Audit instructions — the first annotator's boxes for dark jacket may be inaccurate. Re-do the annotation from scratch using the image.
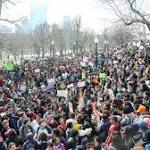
[37,142,47,150]
[23,133,38,150]
[0,142,7,150]
[20,124,35,142]
[98,119,110,142]
[6,130,22,147]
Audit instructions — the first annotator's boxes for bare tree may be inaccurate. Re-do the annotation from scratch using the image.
[102,24,134,48]
[79,30,89,52]
[16,33,30,58]
[3,34,19,59]
[0,0,23,23]
[72,16,82,53]
[31,34,41,57]
[99,0,150,31]
[34,23,50,58]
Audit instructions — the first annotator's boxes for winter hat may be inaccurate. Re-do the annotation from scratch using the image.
[0,107,4,113]
[26,132,34,140]
[116,93,123,100]
[137,104,146,113]
[131,123,139,131]
[67,137,76,149]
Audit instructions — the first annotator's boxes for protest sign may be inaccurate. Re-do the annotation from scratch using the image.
[82,71,86,80]
[69,102,74,113]
[80,61,86,67]
[99,73,107,80]
[67,84,74,89]
[83,57,88,63]
[57,90,68,98]
[35,68,40,73]
[77,81,85,88]
[6,63,14,71]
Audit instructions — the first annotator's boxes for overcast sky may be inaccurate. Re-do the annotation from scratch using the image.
[1,0,117,33]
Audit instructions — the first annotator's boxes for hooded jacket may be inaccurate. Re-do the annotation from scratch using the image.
[23,132,37,150]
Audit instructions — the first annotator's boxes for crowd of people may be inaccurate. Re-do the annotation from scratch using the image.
[0,40,149,150]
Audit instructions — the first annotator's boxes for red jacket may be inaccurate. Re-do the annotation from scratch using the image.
[106,123,120,146]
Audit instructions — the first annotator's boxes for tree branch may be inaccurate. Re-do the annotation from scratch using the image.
[0,16,25,23]
[3,0,16,5]
[130,0,136,7]
[128,0,148,23]
[123,18,146,25]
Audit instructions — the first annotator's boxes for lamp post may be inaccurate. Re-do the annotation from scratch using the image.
[94,37,99,71]
[104,40,108,51]
[49,42,52,57]
[51,40,55,58]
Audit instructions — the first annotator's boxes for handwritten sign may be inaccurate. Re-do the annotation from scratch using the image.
[57,90,68,98]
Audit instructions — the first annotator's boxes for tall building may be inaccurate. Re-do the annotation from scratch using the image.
[30,0,48,30]
[63,16,71,24]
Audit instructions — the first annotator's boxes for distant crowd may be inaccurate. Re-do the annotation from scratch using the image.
[0,40,149,150]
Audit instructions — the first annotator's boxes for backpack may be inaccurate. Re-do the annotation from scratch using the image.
[24,142,36,150]
[126,114,133,125]
[20,124,34,141]
[36,126,52,137]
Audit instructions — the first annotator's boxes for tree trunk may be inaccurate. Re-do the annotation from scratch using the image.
[60,48,63,56]
[146,23,150,32]
[49,45,52,57]
[7,52,9,59]
[0,1,2,16]
[21,51,24,59]
[0,50,2,59]
[65,49,66,58]
[53,46,55,58]
[75,41,78,54]
[42,46,44,59]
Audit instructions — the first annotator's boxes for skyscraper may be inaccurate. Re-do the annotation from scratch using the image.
[63,16,71,25]
[30,0,48,30]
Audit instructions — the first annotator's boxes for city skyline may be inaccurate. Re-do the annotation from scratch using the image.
[29,0,48,30]
[1,0,116,33]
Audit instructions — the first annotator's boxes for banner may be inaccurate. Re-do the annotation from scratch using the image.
[6,63,14,71]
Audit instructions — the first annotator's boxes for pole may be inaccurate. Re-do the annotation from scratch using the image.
[73,43,75,54]
[53,44,55,58]
[49,44,51,57]
[95,43,98,71]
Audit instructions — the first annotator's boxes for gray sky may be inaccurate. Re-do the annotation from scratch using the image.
[1,0,117,33]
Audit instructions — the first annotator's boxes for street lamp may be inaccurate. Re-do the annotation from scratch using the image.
[94,37,99,71]
[104,40,108,51]
[73,42,76,54]
[51,40,55,57]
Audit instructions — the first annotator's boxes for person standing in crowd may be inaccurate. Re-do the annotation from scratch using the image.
[105,116,121,147]
[0,40,148,150]
[8,142,17,150]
